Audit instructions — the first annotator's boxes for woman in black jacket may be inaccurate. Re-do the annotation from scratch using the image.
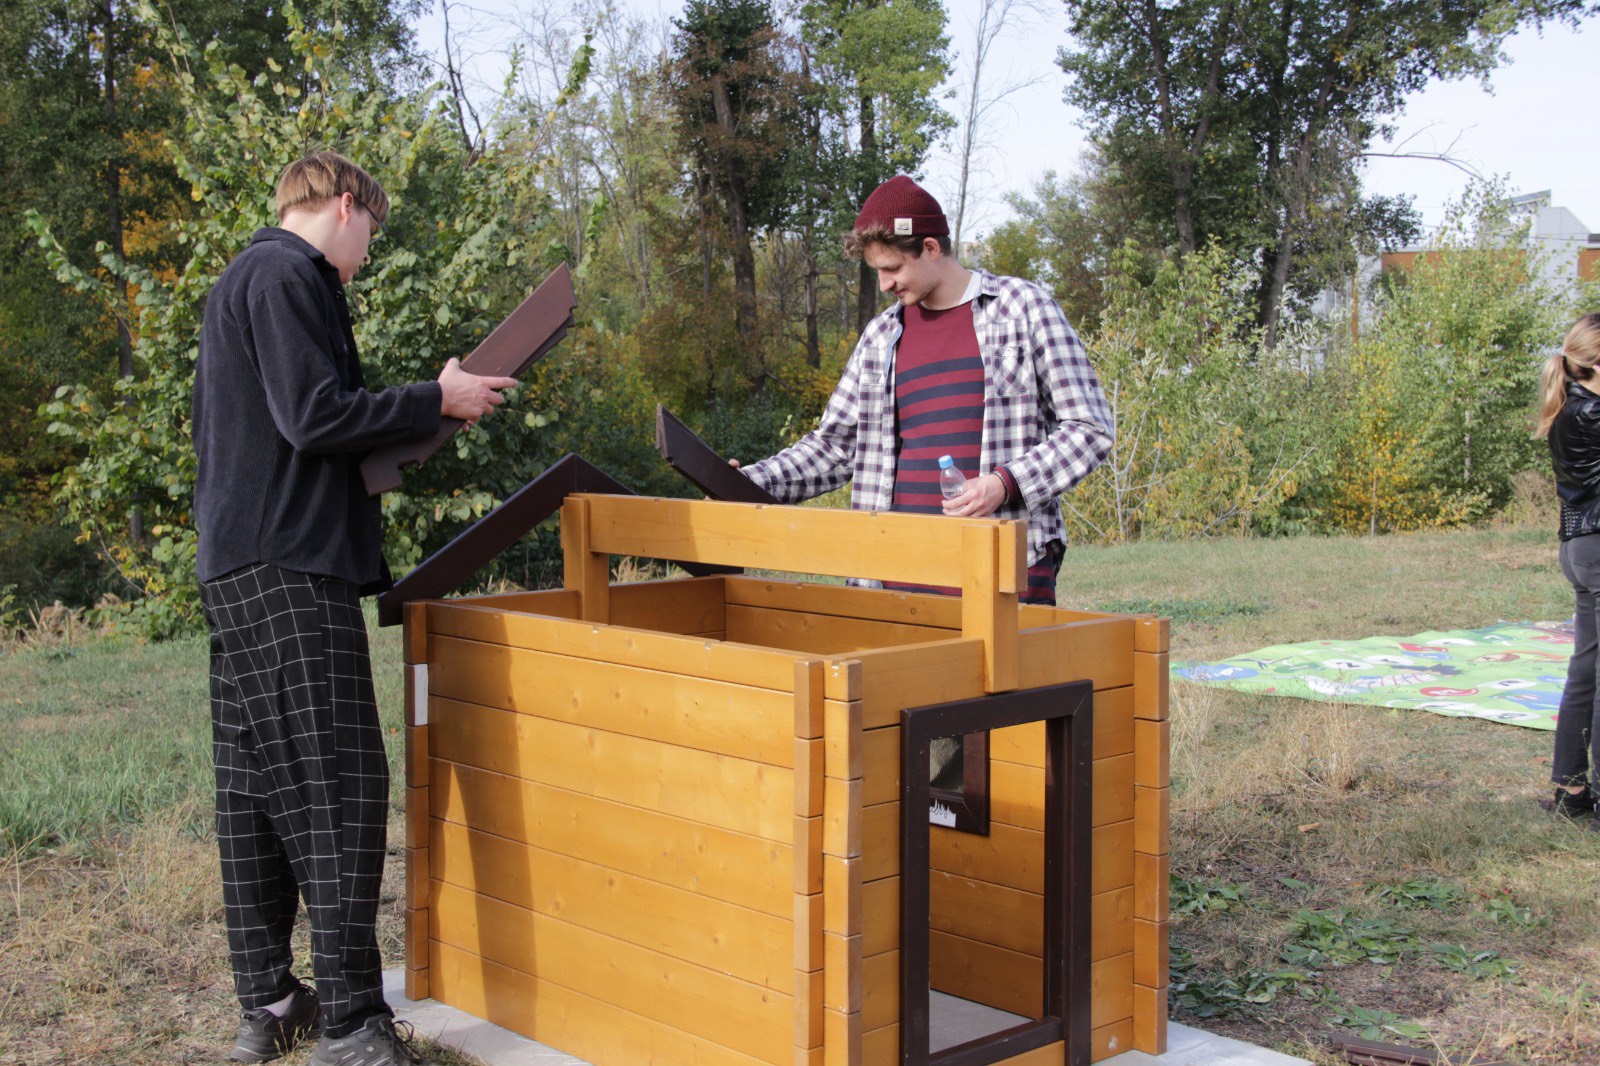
[1535,312,1600,826]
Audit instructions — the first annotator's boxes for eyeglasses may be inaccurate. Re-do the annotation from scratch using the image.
[353,198,387,243]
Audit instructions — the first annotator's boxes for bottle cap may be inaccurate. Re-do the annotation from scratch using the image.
[937,455,954,468]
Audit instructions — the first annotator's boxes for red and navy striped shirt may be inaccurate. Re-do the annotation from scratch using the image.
[891,300,985,517]
[884,299,1059,604]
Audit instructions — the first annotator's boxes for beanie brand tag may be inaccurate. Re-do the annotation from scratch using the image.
[894,217,913,235]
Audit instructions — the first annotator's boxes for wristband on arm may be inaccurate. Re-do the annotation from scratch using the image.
[994,465,1020,505]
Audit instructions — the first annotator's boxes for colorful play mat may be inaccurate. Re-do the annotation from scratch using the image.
[1173,621,1577,730]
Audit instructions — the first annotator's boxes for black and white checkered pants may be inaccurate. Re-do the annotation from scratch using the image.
[201,563,392,1038]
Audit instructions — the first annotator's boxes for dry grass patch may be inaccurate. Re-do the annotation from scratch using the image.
[1069,523,1599,1063]
[0,609,479,1065]
[1163,699,1600,1063]
[1,805,233,1063]
[0,806,480,1065]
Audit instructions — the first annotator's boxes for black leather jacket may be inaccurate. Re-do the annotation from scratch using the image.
[1549,381,1600,540]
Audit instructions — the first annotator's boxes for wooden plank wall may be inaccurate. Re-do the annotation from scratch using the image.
[817,613,1144,1064]
[405,579,1167,1065]
[411,597,820,1066]
[724,578,961,656]
[403,603,433,1003]
[1130,617,1171,1055]
[676,580,1169,1063]
[578,498,1023,693]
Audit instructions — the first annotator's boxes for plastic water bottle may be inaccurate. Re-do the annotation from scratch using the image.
[937,454,968,500]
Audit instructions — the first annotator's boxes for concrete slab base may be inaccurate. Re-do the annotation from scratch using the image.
[387,970,1311,1066]
[386,970,586,1066]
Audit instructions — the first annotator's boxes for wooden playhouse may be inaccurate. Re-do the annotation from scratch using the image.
[391,485,1170,1066]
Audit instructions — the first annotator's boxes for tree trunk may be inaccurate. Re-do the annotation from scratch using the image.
[710,74,758,350]
[840,266,850,332]
[1170,165,1197,256]
[728,195,757,350]
[803,231,820,368]
[1258,220,1294,350]
[1258,132,1316,348]
[101,0,131,382]
[1146,0,1236,258]
[101,0,142,548]
[856,93,879,333]
[696,173,714,301]
[798,46,822,368]
[1142,0,1192,255]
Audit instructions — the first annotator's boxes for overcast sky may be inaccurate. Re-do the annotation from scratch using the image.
[415,1,1600,238]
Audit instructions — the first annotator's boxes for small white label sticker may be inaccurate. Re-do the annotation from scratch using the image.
[894,217,913,235]
[411,663,428,726]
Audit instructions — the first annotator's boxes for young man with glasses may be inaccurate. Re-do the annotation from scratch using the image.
[192,150,516,1066]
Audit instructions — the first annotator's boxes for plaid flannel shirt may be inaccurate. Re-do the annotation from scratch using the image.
[743,269,1114,571]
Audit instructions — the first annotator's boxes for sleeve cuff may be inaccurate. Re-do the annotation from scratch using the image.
[406,381,444,437]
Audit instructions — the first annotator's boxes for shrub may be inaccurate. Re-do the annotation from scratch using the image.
[1311,184,1569,534]
[1064,243,1315,544]
[30,4,570,634]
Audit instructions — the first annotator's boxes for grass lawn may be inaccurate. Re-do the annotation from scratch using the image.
[2,521,1597,1064]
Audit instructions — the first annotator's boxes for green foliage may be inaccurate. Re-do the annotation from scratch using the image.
[30,3,561,634]
[800,0,953,335]
[1168,928,1316,1021]
[1380,192,1565,506]
[1057,0,1581,335]
[800,0,953,184]
[1327,1004,1429,1042]
[669,0,799,348]
[1280,908,1420,968]
[0,502,119,617]
[1313,184,1570,534]
[1483,891,1547,928]
[1371,876,1464,911]
[670,0,796,232]
[1063,243,1316,544]
[0,0,419,510]
[984,163,1165,334]
[1172,890,1519,1029]
[1430,944,1519,981]
[1171,876,1248,915]
[1171,966,1312,1019]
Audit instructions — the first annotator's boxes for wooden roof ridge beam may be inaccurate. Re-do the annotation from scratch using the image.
[377,453,588,626]
[376,453,727,627]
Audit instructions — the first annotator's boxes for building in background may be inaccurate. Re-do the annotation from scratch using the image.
[1313,190,1599,349]
[1381,190,1599,288]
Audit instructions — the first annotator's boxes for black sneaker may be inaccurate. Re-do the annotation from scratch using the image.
[310,1017,427,1066]
[229,978,322,1062]
[1549,786,1595,820]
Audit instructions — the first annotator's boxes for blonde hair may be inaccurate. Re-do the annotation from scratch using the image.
[274,151,388,224]
[1534,314,1600,439]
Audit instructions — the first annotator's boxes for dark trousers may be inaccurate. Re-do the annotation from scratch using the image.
[200,563,392,1038]
[1556,536,1600,788]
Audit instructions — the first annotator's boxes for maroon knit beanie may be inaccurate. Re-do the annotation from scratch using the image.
[854,175,948,238]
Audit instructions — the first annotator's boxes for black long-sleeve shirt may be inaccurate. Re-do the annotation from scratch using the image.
[193,227,442,589]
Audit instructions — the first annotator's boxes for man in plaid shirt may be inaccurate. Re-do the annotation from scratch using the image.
[738,175,1113,604]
